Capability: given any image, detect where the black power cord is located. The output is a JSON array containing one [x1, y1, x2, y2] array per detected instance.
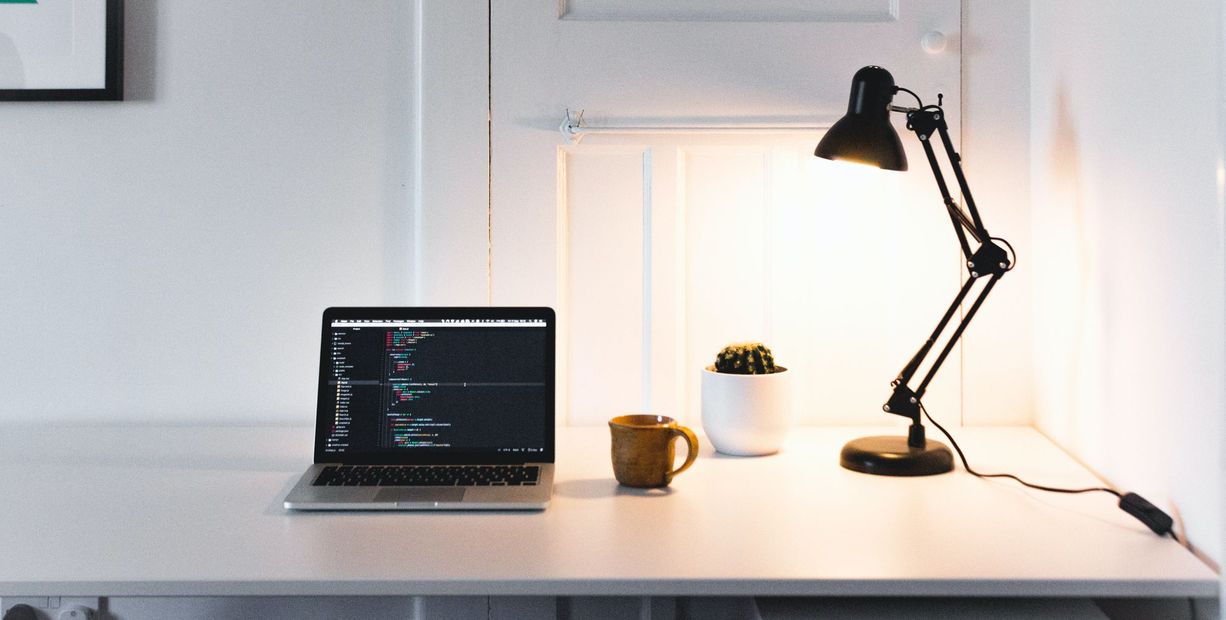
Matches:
[[991, 236, 1017, 271], [890, 82, 1173, 540], [919, 402, 1177, 537]]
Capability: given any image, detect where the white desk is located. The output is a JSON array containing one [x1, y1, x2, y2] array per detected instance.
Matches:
[[0, 425, 1215, 598]]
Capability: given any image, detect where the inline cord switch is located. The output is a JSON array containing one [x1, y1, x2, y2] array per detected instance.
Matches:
[[1118, 492, 1175, 536]]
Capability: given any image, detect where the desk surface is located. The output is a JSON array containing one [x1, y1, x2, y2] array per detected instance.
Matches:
[[0, 425, 1215, 597]]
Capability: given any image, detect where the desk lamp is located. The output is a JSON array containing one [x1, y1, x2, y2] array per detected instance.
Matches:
[[815, 66, 1014, 476]]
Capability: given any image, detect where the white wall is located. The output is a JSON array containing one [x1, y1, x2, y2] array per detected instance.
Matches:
[[0, 1, 414, 425], [961, 0, 1033, 426], [1030, 0, 1225, 567], [0, 0, 1040, 433]]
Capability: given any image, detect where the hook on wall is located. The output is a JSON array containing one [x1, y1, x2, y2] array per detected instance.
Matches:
[[560, 108, 587, 143]]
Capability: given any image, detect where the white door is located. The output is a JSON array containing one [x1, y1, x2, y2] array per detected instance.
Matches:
[[422, 1, 967, 428]]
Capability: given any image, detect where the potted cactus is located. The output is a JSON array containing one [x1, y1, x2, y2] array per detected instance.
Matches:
[[701, 342, 792, 456]]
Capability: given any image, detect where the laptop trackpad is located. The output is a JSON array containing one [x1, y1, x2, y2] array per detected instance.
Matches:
[[375, 488, 466, 503]]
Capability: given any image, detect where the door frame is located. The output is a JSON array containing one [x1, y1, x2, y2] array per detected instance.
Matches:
[[413, 0, 490, 306]]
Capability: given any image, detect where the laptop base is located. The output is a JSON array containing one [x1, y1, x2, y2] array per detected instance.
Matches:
[[283, 463, 553, 511]]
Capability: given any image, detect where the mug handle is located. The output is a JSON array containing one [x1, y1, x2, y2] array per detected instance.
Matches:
[[668, 426, 700, 478]]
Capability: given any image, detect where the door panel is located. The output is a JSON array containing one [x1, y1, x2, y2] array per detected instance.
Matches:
[[552, 136, 959, 428], [559, 0, 900, 22], [417, 0, 490, 305], [561, 148, 649, 420], [491, 1, 963, 426]]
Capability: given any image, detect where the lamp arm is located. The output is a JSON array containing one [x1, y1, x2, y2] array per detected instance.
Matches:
[[935, 120, 990, 239], [899, 104, 990, 253], [919, 136, 976, 258], [893, 276, 977, 388], [881, 100, 1013, 448], [914, 273, 1001, 397]]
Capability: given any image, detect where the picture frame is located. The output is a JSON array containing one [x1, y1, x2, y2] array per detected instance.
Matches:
[[0, 0, 122, 101]]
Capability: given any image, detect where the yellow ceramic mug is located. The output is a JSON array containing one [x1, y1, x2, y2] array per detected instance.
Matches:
[[608, 414, 699, 488]]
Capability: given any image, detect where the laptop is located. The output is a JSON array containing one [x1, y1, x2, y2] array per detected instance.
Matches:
[[284, 307, 555, 510]]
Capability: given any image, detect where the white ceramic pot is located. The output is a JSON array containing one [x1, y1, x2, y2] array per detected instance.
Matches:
[[700, 366, 792, 456]]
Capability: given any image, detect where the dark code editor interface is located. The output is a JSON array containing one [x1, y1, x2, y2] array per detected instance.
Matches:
[[322, 319, 548, 457]]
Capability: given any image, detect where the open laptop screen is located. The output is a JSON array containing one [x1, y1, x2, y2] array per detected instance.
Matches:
[[315, 307, 555, 465]]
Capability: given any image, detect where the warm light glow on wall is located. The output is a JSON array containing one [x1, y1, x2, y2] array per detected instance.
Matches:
[[561, 137, 968, 427], [682, 141, 956, 426]]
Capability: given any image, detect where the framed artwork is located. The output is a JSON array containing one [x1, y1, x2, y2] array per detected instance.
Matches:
[[0, 0, 122, 101]]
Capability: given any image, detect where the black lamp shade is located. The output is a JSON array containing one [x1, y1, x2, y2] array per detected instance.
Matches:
[[814, 66, 908, 171]]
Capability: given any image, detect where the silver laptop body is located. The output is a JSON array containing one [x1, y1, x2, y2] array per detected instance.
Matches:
[[285, 307, 556, 510]]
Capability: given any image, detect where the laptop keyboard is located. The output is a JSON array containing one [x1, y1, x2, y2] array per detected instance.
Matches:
[[312, 465, 540, 487]]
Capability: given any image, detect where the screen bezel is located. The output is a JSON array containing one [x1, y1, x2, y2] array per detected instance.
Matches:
[[314, 306, 556, 465]]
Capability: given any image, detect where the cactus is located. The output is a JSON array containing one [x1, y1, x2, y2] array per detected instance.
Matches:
[[713, 342, 779, 375]]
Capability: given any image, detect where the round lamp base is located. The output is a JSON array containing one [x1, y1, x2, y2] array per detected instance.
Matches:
[[839, 435, 954, 477]]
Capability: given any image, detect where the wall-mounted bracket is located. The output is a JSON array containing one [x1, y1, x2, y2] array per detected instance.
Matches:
[[559, 109, 832, 144], [559, 108, 587, 142]]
